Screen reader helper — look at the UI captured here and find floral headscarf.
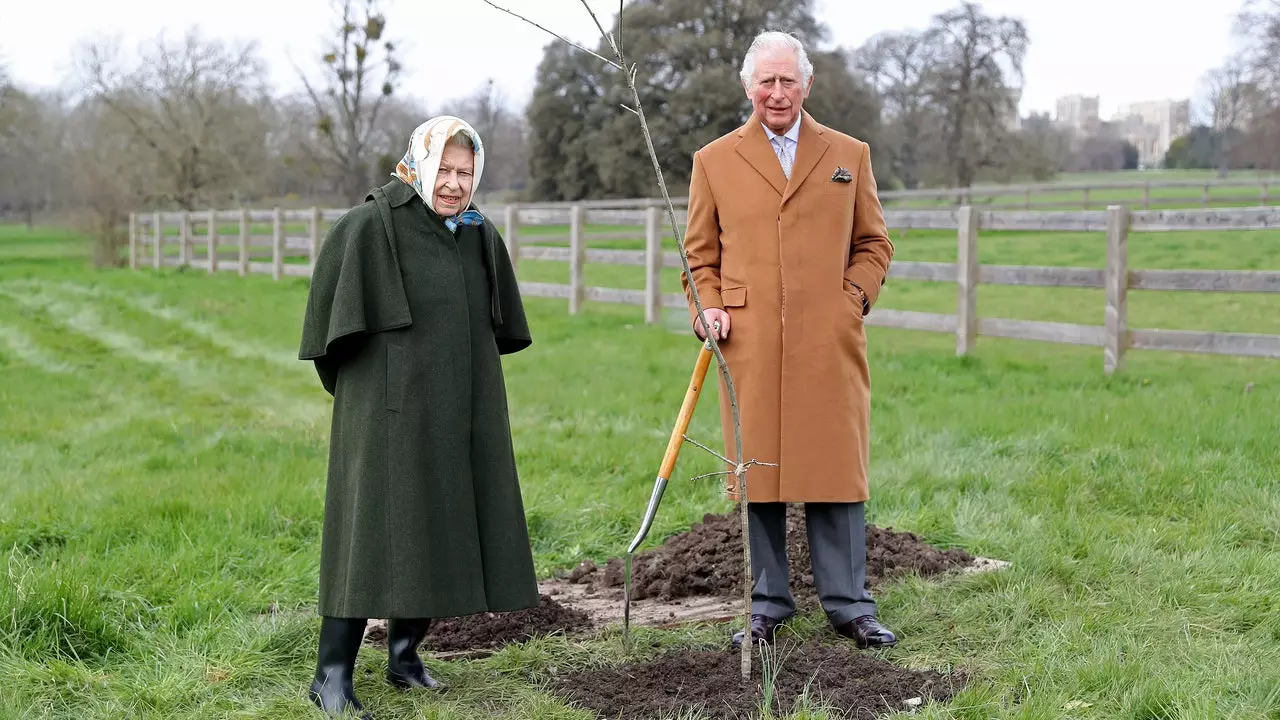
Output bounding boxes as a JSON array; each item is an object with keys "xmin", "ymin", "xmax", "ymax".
[{"xmin": 393, "ymin": 115, "xmax": 486, "ymax": 232}]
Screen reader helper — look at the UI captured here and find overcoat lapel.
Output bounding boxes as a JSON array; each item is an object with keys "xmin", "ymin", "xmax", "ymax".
[
  {"xmin": 781, "ymin": 112, "xmax": 830, "ymax": 206},
  {"xmin": 734, "ymin": 118, "xmax": 787, "ymax": 197}
]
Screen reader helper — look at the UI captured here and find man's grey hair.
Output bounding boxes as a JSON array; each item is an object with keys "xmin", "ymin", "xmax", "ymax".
[{"xmin": 739, "ymin": 31, "xmax": 814, "ymax": 87}]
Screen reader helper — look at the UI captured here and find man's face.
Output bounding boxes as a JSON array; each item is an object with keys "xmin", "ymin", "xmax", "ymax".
[
  {"xmin": 433, "ymin": 143, "xmax": 474, "ymax": 216},
  {"xmin": 745, "ymin": 49, "xmax": 812, "ymax": 134}
]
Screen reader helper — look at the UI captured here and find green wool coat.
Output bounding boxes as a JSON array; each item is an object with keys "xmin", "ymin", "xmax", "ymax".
[{"xmin": 298, "ymin": 178, "xmax": 538, "ymax": 620}]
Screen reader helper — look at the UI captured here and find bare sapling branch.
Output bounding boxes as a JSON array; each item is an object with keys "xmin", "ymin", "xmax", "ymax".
[
  {"xmin": 688, "ymin": 458, "xmax": 778, "ymax": 484},
  {"xmin": 478, "ymin": 1, "xmax": 623, "ymax": 70}
]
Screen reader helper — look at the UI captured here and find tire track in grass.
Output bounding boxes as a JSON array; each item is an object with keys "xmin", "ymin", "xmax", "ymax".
[
  {"xmin": 0, "ymin": 281, "xmax": 325, "ymax": 430},
  {"xmin": 0, "ymin": 290, "xmax": 170, "ymax": 440},
  {"xmin": 50, "ymin": 282, "xmax": 305, "ymax": 373},
  {"xmin": 0, "ymin": 294, "xmax": 171, "ymax": 500},
  {"xmin": 43, "ymin": 280, "xmax": 328, "ymax": 429},
  {"xmin": 0, "ymin": 322, "xmax": 72, "ymax": 374}
]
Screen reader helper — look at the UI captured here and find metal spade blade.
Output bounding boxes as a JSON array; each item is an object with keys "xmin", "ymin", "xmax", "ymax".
[{"xmin": 623, "ymin": 333, "xmax": 716, "ymax": 646}]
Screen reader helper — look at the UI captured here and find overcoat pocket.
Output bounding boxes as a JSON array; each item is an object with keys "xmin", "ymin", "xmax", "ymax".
[{"xmin": 722, "ymin": 286, "xmax": 747, "ymax": 307}]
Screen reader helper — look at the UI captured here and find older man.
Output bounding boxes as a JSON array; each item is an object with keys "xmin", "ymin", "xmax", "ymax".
[{"xmin": 681, "ymin": 31, "xmax": 897, "ymax": 649}]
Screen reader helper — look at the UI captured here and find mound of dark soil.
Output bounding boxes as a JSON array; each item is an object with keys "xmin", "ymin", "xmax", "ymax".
[
  {"xmin": 568, "ymin": 506, "xmax": 972, "ymax": 607},
  {"xmin": 551, "ymin": 640, "xmax": 961, "ymax": 719},
  {"xmin": 364, "ymin": 595, "xmax": 592, "ymax": 652}
]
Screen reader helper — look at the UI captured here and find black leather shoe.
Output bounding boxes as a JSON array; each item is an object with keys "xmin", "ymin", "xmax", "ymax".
[
  {"xmin": 731, "ymin": 614, "xmax": 782, "ymax": 648},
  {"xmin": 309, "ymin": 616, "xmax": 372, "ymax": 719},
  {"xmin": 833, "ymin": 614, "xmax": 898, "ymax": 649},
  {"xmin": 386, "ymin": 618, "xmax": 444, "ymax": 690}
]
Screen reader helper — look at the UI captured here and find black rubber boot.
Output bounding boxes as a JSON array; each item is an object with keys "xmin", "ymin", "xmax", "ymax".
[
  {"xmin": 309, "ymin": 616, "xmax": 372, "ymax": 719},
  {"xmin": 385, "ymin": 618, "xmax": 444, "ymax": 690}
]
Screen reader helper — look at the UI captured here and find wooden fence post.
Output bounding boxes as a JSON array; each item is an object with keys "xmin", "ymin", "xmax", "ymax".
[
  {"xmin": 272, "ymin": 207, "xmax": 284, "ymax": 281},
  {"xmin": 504, "ymin": 204, "xmax": 520, "ymax": 275},
  {"xmin": 569, "ymin": 204, "xmax": 585, "ymax": 315},
  {"xmin": 128, "ymin": 213, "xmax": 138, "ymax": 269},
  {"xmin": 179, "ymin": 210, "xmax": 191, "ymax": 267},
  {"xmin": 153, "ymin": 211, "xmax": 162, "ymax": 270},
  {"xmin": 1262, "ymin": 182, "xmax": 1270, "ymax": 206},
  {"xmin": 1143, "ymin": 183, "xmax": 1151, "ymax": 210},
  {"xmin": 644, "ymin": 205, "xmax": 662, "ymax": 325},
  {"xmin": 956, "ymin": 205, "xmax": 980, "ymax": 356},
  {"xmin": 238, "ymin": 209, "xmax": 249, "ymax": 276},
  {"xmin": 1082, "ymin": 187, "xmax": 1091, "ymax": 210},
  {"xmin": 1202, "ymin": 183, "xmax": 1210, "ymax": 207},
  {"xmin": 309, "ymin": 206, "xmax": 321, "ymax": 272},
  {"xmin": 1105, "ymin": 205, "xmax": 1130, "ymax": 374},
  {"xmin": 207, "ymin": 209, "xmax": 218, "ymax": 274}
]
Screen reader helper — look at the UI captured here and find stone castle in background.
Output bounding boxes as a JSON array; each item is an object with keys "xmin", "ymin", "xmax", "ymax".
[{"xmin": 1054, "ymin": 94, "xmax": 1193, "ymax": 169}]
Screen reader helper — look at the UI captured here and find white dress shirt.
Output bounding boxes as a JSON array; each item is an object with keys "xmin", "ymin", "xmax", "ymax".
[{"xmin": 762, "ymin": 115, "xmax": 801, "ymax": 178}]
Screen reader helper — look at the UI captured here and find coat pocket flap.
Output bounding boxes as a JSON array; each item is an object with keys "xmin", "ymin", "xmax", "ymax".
[{"xmin": 722, "ymin": 286, "xmax": 747, "ymax": 307}]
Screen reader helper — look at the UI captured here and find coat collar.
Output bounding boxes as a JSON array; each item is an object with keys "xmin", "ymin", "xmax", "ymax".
[
  {"xmin": 733, "ymin": 110, "xmax": 830, "ymax": 204},
  {"xmin": 377, "ymin": 177, "xmax": 422, "ymax": 208},
  {"xmin": 376, "ymin": 177, "xmax": 490, "ymax": 228},
  {"xmin": 368, "ymin": 178, "xmax": 506, "ymax": 326}
]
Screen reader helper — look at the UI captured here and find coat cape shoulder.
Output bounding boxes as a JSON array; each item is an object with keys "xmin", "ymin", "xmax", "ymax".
[{"xmin": 298, "ymin": 179, "xmax": 531, "ymax": 394}]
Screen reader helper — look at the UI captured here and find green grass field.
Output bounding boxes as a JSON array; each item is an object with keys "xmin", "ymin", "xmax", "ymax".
[{"xmin": 1, "ymin": 222, "xmax": 1278, "ymax": 719}]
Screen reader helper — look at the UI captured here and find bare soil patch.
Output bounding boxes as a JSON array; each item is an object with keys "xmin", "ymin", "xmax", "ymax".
[
  {"xmin": 551, "ymin": 639, "xmax": 962, "ymax": 719},
  {"xmin": 565, "ymin": 506, "xmax": 976, "ymax": 610}
]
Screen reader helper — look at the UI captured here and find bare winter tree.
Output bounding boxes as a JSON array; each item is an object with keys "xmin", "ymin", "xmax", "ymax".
[
  {"xmin": 76, "ymin": 29, "xmax": 273, "ymax": 210},
  {"xmin": 439, "ymin": 79, "xmax": 529, "ymax": 200},
  {"xmin": 1234, "ymin": 0, "xmax": 1280, "ymax": 169},
  {"xmin": 0, "ymin": 88, "xmax": 69, "ymax": 227},
  {"xmin": 0, "ymin": 66, "xmax": 23, "ymax": 218},
  {"xmin": 1066, "ymin": 125, "xmax": 1138, "ymax": 172},
  {"xmin": 1237, "ymin": 0, "xmax": 1280, "ymax": 94},
  {"xmin": 261, "ymin": 94, "xmax": 337, "ymax": 200},
  {"xmin": 64, "ymin": 97, "xmax": 152, "ymax": 266},
  {"xmin": 1005, "ymin": 111, "xmax": 1071, "ymax": 181},
  {"xmin": 1201, "ymin": 55, "xmax": 1251, "ymax": 176},
  {"xmin": 368, "ymin": 94, "xmax": 431, "ymax": 182},
  {"xmin": 923, "ymin": 1, "xmax": 1028, "ymax": 188},
  {"xmin": 261, "ymin": 91, "xmax": 425, "ymax": 203},
  {"xmin": 852, "ymin": 31, "xmax": 940, "ymax": 189},
  {"xmin": 296, "ymin": 0, "xmax": 404, "ymax": 203}
]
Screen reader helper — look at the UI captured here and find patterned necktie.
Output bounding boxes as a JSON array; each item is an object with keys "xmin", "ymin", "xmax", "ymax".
[{"xmin": 773, "ymin": 137, "xmax": 793, "ymax": 180}]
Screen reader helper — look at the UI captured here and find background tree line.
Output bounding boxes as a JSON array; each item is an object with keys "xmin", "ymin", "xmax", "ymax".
[
  {"xmin": 1163, "ymin": 0, "xmax": 1280, "ymax": 173},
  {"xmin": 517, "ymin": 0, "xmax": 1276, "ymax": 198},
  {"xmin": 1, "ymin": 0, "xmax": 1278, "ymax": 260},
  {"xmin": 0, "ymin": 0, "xmax": 528, "ymax": 261},
  {"xmin": 527, "ymin": 0, "xmax": 1040, "ymax": 198}
]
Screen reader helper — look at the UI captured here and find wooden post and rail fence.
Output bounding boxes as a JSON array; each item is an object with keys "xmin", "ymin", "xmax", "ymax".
[
  {"xmin": 874, "ymin": 175, "xmax": 1276, "ymax": 211},
  {"xmin": 127, "ymin": 178, "xmax": 1280, "ymax": 374}
]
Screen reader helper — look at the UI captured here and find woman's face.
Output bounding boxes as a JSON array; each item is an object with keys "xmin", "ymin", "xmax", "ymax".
[{"xmin": 433, "ymin": 143, "xmax": 474, "ymax": 216}]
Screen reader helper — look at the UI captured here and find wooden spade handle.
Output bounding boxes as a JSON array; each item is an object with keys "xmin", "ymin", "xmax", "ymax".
[{"xmin": 658, "ymin": 341, "xmax": 715, "ymax": 480}]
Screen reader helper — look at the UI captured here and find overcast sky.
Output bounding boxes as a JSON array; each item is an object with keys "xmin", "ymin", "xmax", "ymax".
[{"xmin": 0, "ymin": 0, "xmax": 1246, "ymax": 122}]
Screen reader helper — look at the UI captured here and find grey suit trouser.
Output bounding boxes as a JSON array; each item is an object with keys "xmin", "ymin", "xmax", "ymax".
[{"xmin": 748, "ymin": 501, "xmax": 877, "ymax": 626}]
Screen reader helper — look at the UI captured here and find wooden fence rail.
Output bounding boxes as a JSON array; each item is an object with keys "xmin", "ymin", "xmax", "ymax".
[
  {"xmin": 481, "ymin": 176, "xmax": 1280, "ymax": 213},
  {"xmin": 464, "ymin": 176, "xmax": 1278, "ymax": 212},
  {"xmin": 876, "ymin": 175, "xmax": 1278, "ymax": 211},
  {"xmin": 129, "ymin": 201, "xmax": 1280, "ymax": 373}
]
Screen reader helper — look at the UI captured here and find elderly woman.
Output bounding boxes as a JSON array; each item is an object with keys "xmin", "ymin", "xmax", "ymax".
[{"xmin": 298, "ymin": 116, "xmax": 537, "ymax": 717}]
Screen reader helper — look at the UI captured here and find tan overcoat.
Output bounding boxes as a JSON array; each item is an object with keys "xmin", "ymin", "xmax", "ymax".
[{"xmin": 682, "ymin": 110, "xmax": 894, "ymax": 503}]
